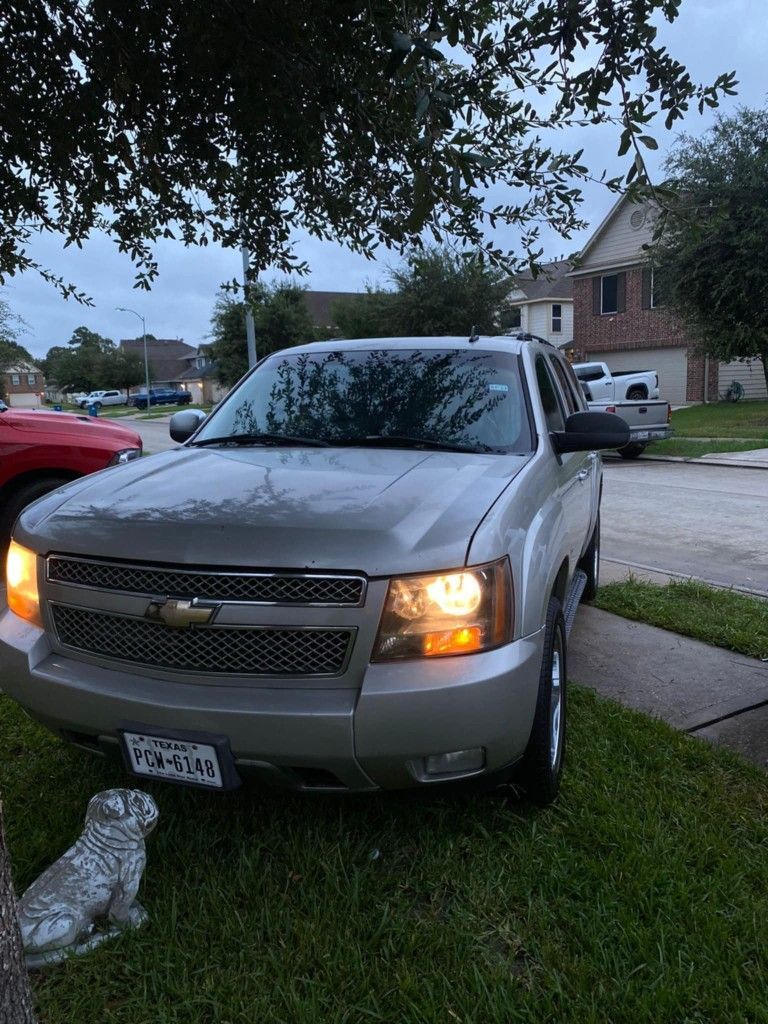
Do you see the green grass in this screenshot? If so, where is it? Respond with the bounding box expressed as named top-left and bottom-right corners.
top-left (644, 438), bottom-right (764, 458)
top-left (595, 577), bottom-right (768, 660)
top-left (4, 688), bottom-right (768, 1023)
top-left (671, 399), bottom-right (768, 440)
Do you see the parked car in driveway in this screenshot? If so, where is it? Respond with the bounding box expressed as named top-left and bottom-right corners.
top-left (76, 389), bottom-right (128, 409)
top-left (0, 402), bottom-right (142, 557)
top-left (574, 362), bottom-right (659, 402)
top-left (587, 398), bottom-right (672, 458)
top-left (0, 336), bottom-right (627, 804)
top-left (130, 388), bottom-right (192, 410)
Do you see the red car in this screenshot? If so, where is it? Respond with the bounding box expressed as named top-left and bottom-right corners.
top-left (0, 401), bottom-right (142, 554)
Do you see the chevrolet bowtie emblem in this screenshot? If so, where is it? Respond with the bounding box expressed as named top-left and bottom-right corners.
top-left (144, 599), bottom-right (219, 629)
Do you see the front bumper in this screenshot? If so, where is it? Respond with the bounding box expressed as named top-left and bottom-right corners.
top-left (0, 609), bottom-right (544, 792)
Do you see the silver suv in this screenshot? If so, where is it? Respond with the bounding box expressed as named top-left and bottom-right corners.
top-left (1, 336), bottom-right (626, 804)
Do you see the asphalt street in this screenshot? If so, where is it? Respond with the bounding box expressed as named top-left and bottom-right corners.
top-left (601, 458), bottom-right (768, 595)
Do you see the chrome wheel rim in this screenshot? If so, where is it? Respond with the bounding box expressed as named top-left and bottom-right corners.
top-left (550, 638), bottom-right (563, 769)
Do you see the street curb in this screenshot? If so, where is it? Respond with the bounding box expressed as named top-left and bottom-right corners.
top-left (605, 453), bottom-right (768, 471)
top-left (600, 557), bottom-right (768, 601)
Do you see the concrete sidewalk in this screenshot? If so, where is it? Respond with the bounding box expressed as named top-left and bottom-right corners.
top-left (623, 448), bottom-right (768, 470)
top-left (570, 605), bottom-right (768, 767)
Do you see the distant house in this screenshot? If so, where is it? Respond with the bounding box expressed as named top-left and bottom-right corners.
top-left (0, 361), bottom-right (45, 408)
top-left (567, 196), bottom-right (768, 404)
top-left (176, 344), bottom-right (228, 405)
top-left (118, 337), bottom-right (198, 393)
top-left (303, 291), bottom-right (361, 331)
top-left (506, 261), bottom-right (574, 346)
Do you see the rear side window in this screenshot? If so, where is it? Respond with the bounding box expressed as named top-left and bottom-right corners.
top-left (535, 356), bottom-right (565, 432)
top-left (549, 357), bottom-right (582, 415)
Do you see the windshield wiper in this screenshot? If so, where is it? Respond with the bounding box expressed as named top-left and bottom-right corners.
top-left (331, 434), bottom-right (497, 454)
top-left (189, 432), bottom-right (330, 448)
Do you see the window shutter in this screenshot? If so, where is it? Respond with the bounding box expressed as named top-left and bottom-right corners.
top-left (617, 272), bottom-right (626, 313)
top-left (641, 268), bottom-right (652, 309)
top-left (592, 277), bottom-right (601, 315)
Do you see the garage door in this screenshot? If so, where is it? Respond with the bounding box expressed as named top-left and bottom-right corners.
top-left (589, 347), bottom-right (688, 405)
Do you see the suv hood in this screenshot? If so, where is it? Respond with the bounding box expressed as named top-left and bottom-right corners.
top-left (18, 446), bottom-right (531, 575)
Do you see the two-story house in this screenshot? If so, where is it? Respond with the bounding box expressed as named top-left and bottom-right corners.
top-left (570, 197), bottom-right (768, 404)
top-left (0, 362), bottom-right (45, 408)
top-left (506, 260), bottom-right (573, 346)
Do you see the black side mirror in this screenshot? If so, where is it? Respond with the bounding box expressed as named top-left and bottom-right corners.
top-left (551, 411), bottom-right (630, 453)
top-left (170, 409), bottom-right (208, 443)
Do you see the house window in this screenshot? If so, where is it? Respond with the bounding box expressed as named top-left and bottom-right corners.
top-left (601, 274), bottom-right (619, 314)
top-left (11, 374), bottom-right (20, 385)
top-left (506, 307), bottom-right (522, 330)
top-left (650, 268), bottom-right (664, 308)
top-left (551, 303), bottom-right (562, 333)
top-left (27, 373), bottom-right (36, 386)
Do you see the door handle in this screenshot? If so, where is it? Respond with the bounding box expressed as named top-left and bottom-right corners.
top-left (577, 469), bottom-right (589, 481)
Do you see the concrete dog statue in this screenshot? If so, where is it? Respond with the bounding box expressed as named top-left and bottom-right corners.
top-left (18, 788), bottom-right (159, 967)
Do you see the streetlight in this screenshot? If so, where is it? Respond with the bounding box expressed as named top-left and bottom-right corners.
top-left (116, 307), bottom-right (151, 412)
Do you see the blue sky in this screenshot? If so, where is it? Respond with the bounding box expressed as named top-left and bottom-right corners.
top-left (5, 0), bottom-right (767, 360)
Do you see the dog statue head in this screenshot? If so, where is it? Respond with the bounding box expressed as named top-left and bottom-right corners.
top-left (85, 789), bottom-right (159, 842)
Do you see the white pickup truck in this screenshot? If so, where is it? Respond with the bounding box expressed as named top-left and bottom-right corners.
top-left (574, 362), bottom-right (659, 402)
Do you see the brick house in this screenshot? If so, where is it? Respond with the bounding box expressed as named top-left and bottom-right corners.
top-left (0, 362), bottom-right (45, 408)
top-left (506, 260), bottom-right (574, 346)
top-left (118, 337), bottom-right (198, 394)
top-left (569, 197), bottom-right (718, 405)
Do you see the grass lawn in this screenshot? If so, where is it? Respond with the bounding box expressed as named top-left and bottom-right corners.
top-left (644, 438), bottom-right (764, 458)
top-left (670, 399), bottom-right (768, 440)
top-left (4, 688), bottom-right (768, 1023)
top-left (595, 577), bottom-right (768, 660)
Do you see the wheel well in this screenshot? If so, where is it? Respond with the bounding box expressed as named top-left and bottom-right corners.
top-left (627, 384), bottom-right (648, 398)
top-left (552, 559), bottom-right (569, 606)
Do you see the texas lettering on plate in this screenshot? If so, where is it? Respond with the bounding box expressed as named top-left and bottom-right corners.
top-left (123, 731), bottom-right (224, 788)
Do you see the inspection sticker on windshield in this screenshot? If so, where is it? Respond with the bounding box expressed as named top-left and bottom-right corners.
top-left (488, 383), bottom-right (509, 392)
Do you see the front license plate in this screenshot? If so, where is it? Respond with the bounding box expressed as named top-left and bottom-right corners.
top-left (122, 731), bottom-right (224, 788)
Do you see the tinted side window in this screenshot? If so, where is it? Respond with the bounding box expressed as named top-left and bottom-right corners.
top-left (549, 357), bottom-right (581, 415)
top-left (535, 356), bottom-right (565, 432)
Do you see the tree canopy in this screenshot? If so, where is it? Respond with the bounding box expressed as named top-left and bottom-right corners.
top-left (0, 298), bottom-right (34, 400)
top-left (650, 107), bottom-right (768, 391)
top-left (209, 284), bottom-right (317, 386)
top-left (1, 1), bottom-right (735, 299)
top-left (332, 247), bottom-right (513, 338)
top-left (41, 327), bottom-right (146, 394)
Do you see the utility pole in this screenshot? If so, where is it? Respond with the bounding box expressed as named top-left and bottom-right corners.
top-left (241, 237), bottom-right (258, 369)
top-left (117, 307), bottom-right (151, 411)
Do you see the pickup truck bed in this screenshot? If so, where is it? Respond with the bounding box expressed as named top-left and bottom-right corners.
top-left (588, 399), bottom-right (672, 458)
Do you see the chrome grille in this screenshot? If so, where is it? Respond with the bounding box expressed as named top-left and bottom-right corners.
top-left (52, 605), bottom-right (354, 677)
top-left (47, 556), bottom-right (365, 606)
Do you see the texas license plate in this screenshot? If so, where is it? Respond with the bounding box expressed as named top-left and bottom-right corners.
top-left (119, 726), bottom-right (240, 789)
top-left (635, 430), bottom-right (650, 440)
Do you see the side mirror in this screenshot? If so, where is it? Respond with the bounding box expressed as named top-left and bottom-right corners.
top-left (170, 408), bottom-right (207, 443)
top-left (551, 411), bottom-right (630, 454)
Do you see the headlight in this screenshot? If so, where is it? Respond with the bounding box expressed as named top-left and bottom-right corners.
top-left (373, 558), bottom-right (513, 661)
top-left (107, 447), bottom-right (142, 466)
top-left (6, 540), bottom-right (42, 627)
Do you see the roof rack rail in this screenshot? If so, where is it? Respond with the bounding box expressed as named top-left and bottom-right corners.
top-left (497, 330), bottom-right (555, 348)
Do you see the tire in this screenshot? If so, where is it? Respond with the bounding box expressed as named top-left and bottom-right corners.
top-left (617, 442), bottom-right (646, 459)
top-left (515, 596), bottom-right (567, 806)
top-left (0, 476), bottom-right (72, 566)
top-left (93, 402), bottom-right (102, 410)
top-left (626, 386), bottom-right (647, 401)
top-left (578, 514), bottom-right (600, 602)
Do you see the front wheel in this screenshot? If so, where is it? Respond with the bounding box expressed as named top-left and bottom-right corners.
top-left (515, 597), bottom-right (567, 806)
top-left (617, 442), bottom-right (646, 459)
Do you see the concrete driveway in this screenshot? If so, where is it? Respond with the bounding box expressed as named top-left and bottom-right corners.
top-left (130, 415), bottom-right (178, 455)
top-left (601, 459), bottom-right (768, 595)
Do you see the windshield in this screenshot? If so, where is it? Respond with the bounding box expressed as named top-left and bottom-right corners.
top-left (194, 347), bottom-right (534, 453)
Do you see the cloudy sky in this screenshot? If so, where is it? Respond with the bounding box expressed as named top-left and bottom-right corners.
top-left (4, 0), bottom-right (766, 360)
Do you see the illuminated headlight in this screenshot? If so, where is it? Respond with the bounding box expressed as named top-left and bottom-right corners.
top-left (373, 558), bottom-right (513, 661)
top-left (107, 447), bottom-right (142, 466)
top-left (6, 540), bottom-right (42, 627)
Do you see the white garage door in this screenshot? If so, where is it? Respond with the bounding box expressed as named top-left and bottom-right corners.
top-left (8, 392), bottom-right (42, 409)
top-left (589, 347), bottom-right (688, 405)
